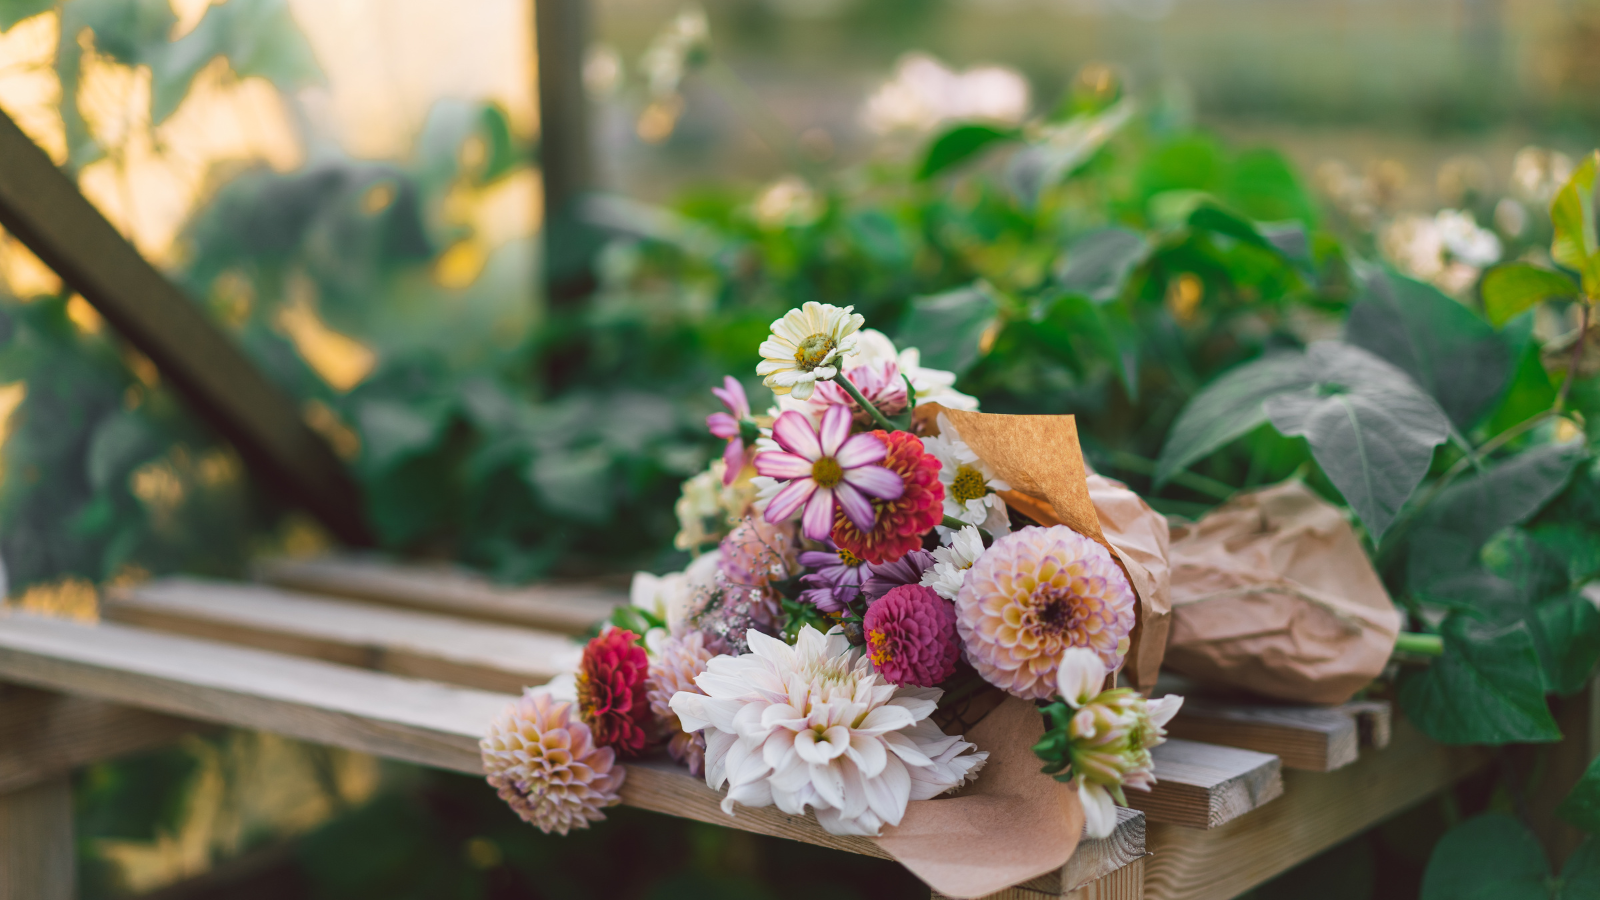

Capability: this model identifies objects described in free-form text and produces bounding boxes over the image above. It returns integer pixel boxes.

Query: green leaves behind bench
[1422,815,1598,900]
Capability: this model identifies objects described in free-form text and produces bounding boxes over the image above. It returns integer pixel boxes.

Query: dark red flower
[863,584,960,687]
[576,628,651,756]
[831,430,943,564]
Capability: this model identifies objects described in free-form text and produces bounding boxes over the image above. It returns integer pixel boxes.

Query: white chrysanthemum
[921,525,986,600]
[849,330,978,412]
[669,625,987,837]
[925,413,1010,536]
[756,302,865,400]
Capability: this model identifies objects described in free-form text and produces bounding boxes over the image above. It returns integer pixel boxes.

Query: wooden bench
[0,557,1488,900]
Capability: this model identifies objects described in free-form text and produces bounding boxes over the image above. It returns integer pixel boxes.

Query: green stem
[832,372,900,432]
[942,515,971,531]
[1393,632,1444,657]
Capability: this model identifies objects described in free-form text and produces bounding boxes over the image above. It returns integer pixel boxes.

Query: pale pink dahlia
[647,631,724,775]
[480,692,625,835]
[955,525,1137,700]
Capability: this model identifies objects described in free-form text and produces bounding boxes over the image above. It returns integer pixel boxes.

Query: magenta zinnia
[755,404,904,541]
[955,525,1137,700]
[863,584,960,687]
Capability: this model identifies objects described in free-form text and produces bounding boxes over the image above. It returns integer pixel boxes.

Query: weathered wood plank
[105,578,580,694]
[0,775,74,900]
[0,685,198,793]
[253,556,623,635]
[0,110,369,546]
[1144,716,1488,900]
[1066,857,1143,900]
[1127,739,1282,829]
[1164,697,1363,772]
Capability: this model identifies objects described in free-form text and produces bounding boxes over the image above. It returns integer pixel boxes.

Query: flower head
[647,630,726,776]
[921,525,986,601]
[832,430,943,564]
[850,330,978,412]
[630,570,688,648]
[756,302,865,400]
[808,360,910,426]
[798,542,868,613]
[669,625,987,836]
[755,405,904,541]
[925,413,1011,536]
[718,515,798,589]
[707,377,756,485]
[862,548,936,601]
[674,458,757,551]
[863,584,961,687]
[481,692,624,835]
[955,525,1137,700]
[576,628,652,756]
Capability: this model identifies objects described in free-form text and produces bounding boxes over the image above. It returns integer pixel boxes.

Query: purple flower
[754,405,904,541]
[706,376,753,485]
[862,549,936,601]
[797,542,868,613]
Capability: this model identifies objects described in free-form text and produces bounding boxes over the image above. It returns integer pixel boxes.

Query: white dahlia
[669,625,987,837]
[756,302,865,400]
[925,413,1011,536]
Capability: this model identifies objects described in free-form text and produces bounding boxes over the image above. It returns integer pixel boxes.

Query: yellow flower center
[812,456,844,488]
[867,628,894,666]
[794,333,836,371]
[837,547,864,567]
[950,464,989,503]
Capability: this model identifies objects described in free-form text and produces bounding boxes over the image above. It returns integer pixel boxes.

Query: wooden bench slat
[1125,739,1282,829]
[106,579,580,695]
[1164,698,1376,773]
[253,557,624,635]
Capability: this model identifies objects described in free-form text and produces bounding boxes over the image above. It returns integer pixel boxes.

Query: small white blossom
[756,302,865,401]
[921,525,985,600]
[924,413,1010,536]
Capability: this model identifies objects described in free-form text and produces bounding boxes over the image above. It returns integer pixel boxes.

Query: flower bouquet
[480,302,1182,896]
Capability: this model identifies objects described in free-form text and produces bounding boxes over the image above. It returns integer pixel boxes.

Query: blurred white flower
[1380,209,1499,295]
[1494,198,1528,239]
[1510,147,1574,205]
[673,458,755,551]
[1436,209,1502,268]
[630,570,689,647]
[753,175,822,229]
[584,44,623,99]
[862,53,1029,135]
[640,7,711,98]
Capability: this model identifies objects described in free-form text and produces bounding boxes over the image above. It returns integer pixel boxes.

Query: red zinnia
[831,430,943,564]
[575,628,651,756]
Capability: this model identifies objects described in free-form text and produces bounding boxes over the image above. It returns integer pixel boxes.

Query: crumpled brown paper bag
[1163,480,1402,704]
[876,695,1083,899]
[915,405,1173,692]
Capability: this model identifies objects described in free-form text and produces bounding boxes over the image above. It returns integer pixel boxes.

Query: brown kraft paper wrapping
[875,695,1084,899]
[915,404,1173,693]
[1163,480,1402,704]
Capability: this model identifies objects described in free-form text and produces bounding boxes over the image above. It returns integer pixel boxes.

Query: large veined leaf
[1420,815,1551,900]
[1346,271,1512,430]
[1533,594,1600,694]
[894,282,999,376]
[0,0,50,30]
[1550,151,1600,298]
[1482,263,1580,327]
[918,123,1019,181]
[1154,351,1316,483]
[1560,756,1600,835]
[1054,227,1149,303]
[151,0,323,123]
[1400,616,1561,745]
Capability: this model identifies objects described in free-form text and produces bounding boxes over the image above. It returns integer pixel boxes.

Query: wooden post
[0,776,74,900]
[0,110,372,547]
[534,0,600,305]
[1526,679,1598,869]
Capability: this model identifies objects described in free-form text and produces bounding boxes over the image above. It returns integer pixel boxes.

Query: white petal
[1057,647,1107,708]
[1078,779,1119,839]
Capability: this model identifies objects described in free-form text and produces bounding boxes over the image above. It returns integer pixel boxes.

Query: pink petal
[834,432,888,468]
[726,376,750,418]
[766,478,817,523]
[818,404,852,456]
[834,482,877,533]
[772,410,822,460]
[754,451,815,480]
[801,487,837,541]
[842,463,904,500]
[707,412,739,439]
[721,440,746,484]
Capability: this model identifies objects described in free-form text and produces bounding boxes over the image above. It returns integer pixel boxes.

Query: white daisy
[848,330,979,412]
[756,302,865,400]
[669,625,987,837]
[924,413,1011,536]
[920,525,986,600]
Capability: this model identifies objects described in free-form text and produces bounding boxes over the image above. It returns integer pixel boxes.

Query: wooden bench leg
[0,775,75,900]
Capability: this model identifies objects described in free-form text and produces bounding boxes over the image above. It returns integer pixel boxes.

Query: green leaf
[1558,755,1600,835]
[1550,151,1600,298]
[150,0,323,123]
[1154,351,1315,485]
[894,282,999,376]
[527,446,612,523]
[1401,616,1562,745]
[1420,815,1551,900]
[1560,839,1600,899]
[354,399,453,476]
[1346,270,1512,430]
[0,0,51,30]
[917,123,1018,181]
[1224,148,1317,225]
[1006,101,1133,206]
[1188,204,1310,263]
[1055,228,1149,304]
[1482,264,1580,327]
[1532,594,1600,694]
[1485,317,1560,436]
[1261,342,1451,541]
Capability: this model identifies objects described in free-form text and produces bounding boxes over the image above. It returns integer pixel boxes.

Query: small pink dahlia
[480,692,625,835]
[863,584,961,687]
[646,631,724,775]
[955,525,1137,700]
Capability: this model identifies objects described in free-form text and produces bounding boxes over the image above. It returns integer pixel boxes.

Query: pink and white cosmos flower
[706,376,752,485]
[754,404,904,541]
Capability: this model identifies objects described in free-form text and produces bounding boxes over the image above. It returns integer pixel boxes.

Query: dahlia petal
[801,487,837,541]
[833,482,877,534]
[882,731,936,767]
[703,728,737,788]
[765,477,817,523]
[862,754,911,826]
[1078,779,1119,839]
[754,451,815,480]
[856,704,917,735]
[772,410,823,459]
[846,732,888,779]
[810,760,847,809]
[818,403,852,456]
[834,432,889,468]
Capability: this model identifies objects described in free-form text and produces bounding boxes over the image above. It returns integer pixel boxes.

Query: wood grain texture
[105,578,581,694]
[1126,739,1282,829]
[1065,857,1143,900]
[1164,698,1362,772]
[0,686,198,792]
[252,556,623,635]
[0,775,74,900]
[0,110,368,545]
[1144,716,1488,900]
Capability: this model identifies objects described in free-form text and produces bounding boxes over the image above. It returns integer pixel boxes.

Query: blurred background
[0,0,1593,897]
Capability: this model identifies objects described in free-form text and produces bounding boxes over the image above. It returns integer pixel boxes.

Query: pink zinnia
[755,404,904,541]
[955,526,1137,700]
[864,584,960,687]
[808,361,909,427]
[706,376,753,485]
